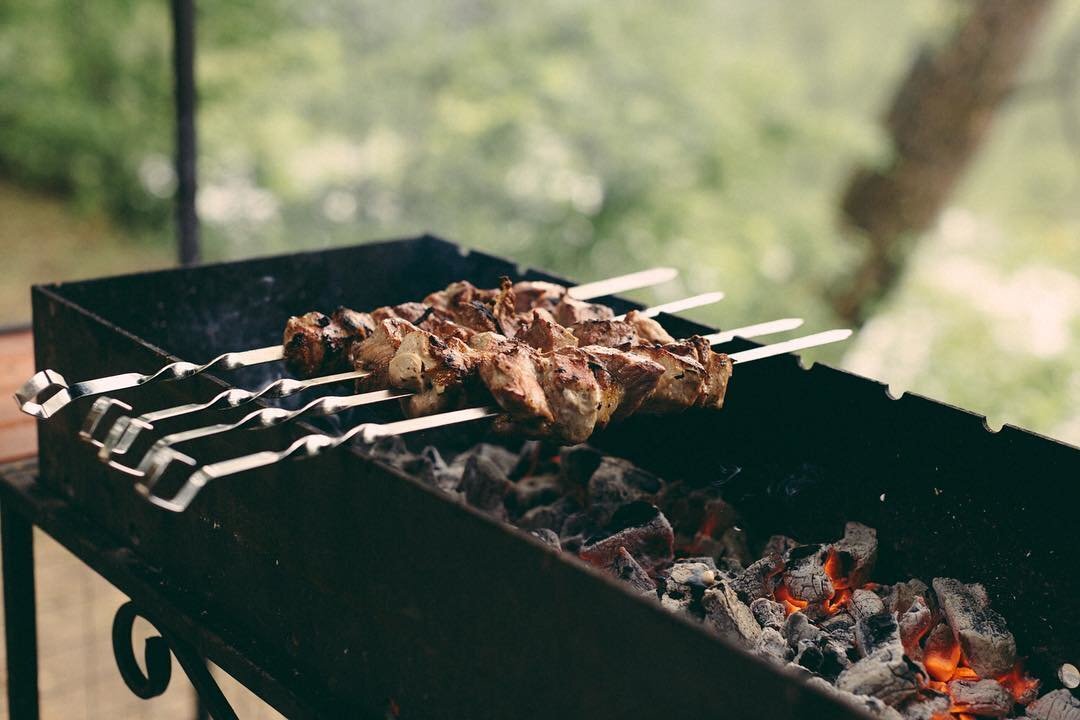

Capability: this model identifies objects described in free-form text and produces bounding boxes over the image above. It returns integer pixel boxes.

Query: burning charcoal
[1027,689,1080,720]
[898,595,933,658]
[854,613,902,658]
[517,496,580,532]
[820,612,857,646]
[805,677,905,720]
[459,453,512,518]
[559,511,599,554]
[529,528,561,550]
[754,626,790,663]
[579,503,674,575]
[851,588,886,622]
[507,473,562,515]
[668,561,719,590]
[508,440,543,479]
[557,444,604,486]
[783,612,823,649]
[782,544,834,604]
[587,457,663,526]
[366,435,417,469]
[763,534,800,557]
[678,556,719,572]
[829,522,878,588]
[469,443,520,475]
[836,645,923,706]
[608,547,657,595]
[895,692,949,720]
[657,482,737,549]
[932,578,1017,677]
[885,579,930,615]
[731,554,783,603]
[922,622,961,682]
[948,679,1014,717]
[702,581,761,646]
[717,526,752,567]
[409,446,462,492]
[751,598,786,630]
[661,590,693,617]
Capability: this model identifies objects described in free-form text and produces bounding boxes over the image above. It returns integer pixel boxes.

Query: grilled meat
[350,317,419,389]
[518,310,579,352]
[624,310,675,344]
[388,330,478,416]
[571,319,637,348]
[629,343,708,414]
[553,297,615,326]
[579,346,666,425]
[283,307,375,377]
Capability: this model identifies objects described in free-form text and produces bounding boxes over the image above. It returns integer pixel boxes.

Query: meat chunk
[389,330,478,417]
[631,344,708,413]
[283,307,375,378]
[486,347,602,444]
[571,319,637,348]
[677,336,732,409]
[350,317,418,389]
[371,301,429,324]
[478,342,553,424]
[579,346,665,426]
[518,310,579,352]
[553,297,615,326]
[624,309,675,344]
[510,280,566,313]
[423,280,499,310]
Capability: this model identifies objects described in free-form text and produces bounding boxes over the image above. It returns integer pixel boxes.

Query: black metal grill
[26,235,1080,719]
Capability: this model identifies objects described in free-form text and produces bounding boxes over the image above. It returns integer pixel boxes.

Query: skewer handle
[139,406,498,512]
[14,346,284,420]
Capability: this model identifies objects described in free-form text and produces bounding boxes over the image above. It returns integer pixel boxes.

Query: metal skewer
[15,267,678,420]
[136,325,845,512]
[86,290,728,460]
[100,293,740,472]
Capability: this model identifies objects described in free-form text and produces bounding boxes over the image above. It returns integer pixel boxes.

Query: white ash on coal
[363,439,1059,719]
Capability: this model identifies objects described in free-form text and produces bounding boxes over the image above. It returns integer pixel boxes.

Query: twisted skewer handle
[15,346,284,420]
[138,406,498,512]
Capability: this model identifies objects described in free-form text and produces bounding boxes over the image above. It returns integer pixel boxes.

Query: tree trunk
[832,0,1054,324]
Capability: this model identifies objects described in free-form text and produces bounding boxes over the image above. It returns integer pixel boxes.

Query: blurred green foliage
[0,0,1077,443]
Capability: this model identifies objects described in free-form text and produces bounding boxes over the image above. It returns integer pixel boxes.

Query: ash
[364,438,1065,720]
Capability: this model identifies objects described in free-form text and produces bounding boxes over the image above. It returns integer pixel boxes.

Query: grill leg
[2,502,39,720]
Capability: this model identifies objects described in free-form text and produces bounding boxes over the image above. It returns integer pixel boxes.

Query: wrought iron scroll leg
[1,501,40,720]
[112,600,238,720]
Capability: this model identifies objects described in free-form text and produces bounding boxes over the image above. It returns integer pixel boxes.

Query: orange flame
[924,642,962,682]
[997,662,1040,704]
[774,585,808,615]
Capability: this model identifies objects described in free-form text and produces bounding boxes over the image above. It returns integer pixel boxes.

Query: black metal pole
[2,502,40,720]
[171,0,199,266]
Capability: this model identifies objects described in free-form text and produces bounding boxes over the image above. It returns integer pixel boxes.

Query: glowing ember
[773,585,808,615]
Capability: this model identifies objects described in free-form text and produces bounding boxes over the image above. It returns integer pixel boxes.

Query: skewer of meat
[282,272,683,378]
[81,274,700,458]
[125,317,804,482]
[98,294,732,474]
[138,329,852,513]
[17,267,677,420]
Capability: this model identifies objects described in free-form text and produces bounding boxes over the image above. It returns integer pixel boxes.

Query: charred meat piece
[283,307,375,378]
[631,344,709,413]
[624,309,675,344]
[478,339,554,425]
[487,347,602,444]
[674,336,732,409]
[517,310,579,352]
[510,280,566,313]
[553,297,615,326]
[371,301,430,324]
[423,280,499,310]
[389,330,478,417]
[350,317,419,389]
[571,319,637,348]
[579,346,665,427]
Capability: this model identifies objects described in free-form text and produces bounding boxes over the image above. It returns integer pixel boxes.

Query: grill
[22,235,1080,719]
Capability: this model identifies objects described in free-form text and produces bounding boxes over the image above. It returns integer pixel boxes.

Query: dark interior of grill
[32,235,1080,719]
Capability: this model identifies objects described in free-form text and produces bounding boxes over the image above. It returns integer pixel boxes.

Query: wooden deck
[0,330,281,719]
